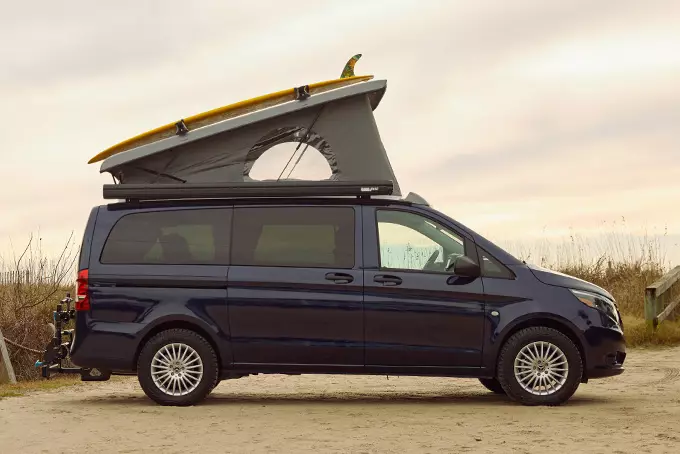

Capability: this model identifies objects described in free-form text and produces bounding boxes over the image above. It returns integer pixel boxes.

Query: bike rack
[35,294,110,381]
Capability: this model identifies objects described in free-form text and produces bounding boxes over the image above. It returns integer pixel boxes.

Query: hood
[525,263,614,300]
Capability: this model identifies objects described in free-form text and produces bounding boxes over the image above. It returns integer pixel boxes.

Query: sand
[1,347,679,454]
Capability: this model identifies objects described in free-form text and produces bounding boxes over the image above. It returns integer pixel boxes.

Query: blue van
[59,180,626,406]
[44,76,625,406]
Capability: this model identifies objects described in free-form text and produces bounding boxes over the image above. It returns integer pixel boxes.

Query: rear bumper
[70,317,140,372]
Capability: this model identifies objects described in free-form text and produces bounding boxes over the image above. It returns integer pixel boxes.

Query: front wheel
[497,327,583,406]
[137,329,219,406]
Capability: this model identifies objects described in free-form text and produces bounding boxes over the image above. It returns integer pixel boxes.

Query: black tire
[137,329,219,406]
[497,327,583,406]
[478,377,506,394]
[209,379,221,393]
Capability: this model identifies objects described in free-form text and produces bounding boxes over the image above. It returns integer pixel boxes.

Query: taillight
[76,269,90,311]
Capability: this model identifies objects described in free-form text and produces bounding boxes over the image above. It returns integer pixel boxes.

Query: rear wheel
[497,327,583,406]
[137,329,219,406]
[478,377,505,394]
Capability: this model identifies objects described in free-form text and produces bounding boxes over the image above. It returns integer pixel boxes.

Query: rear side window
[100,209,231,265]
[232,206,355,268]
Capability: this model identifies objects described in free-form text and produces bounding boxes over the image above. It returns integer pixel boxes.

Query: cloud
[1,0,680,264]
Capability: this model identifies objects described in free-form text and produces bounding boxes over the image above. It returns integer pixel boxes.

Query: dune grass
[0,233,78,381]
[503,229,679,347]
[621,315,680,347]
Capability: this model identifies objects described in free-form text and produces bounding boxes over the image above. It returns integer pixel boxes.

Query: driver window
[376,210,466,272]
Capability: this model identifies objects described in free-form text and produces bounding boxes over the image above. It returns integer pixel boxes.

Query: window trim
[230,205,357,269]
[477,246,516,280]
[99,207,232,266]
[373,207,472,275]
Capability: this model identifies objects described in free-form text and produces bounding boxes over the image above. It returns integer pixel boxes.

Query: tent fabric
[104,84,401,196]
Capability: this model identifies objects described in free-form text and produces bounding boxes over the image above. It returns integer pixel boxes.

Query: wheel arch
[133,319,223,372]
[490,315,589,382]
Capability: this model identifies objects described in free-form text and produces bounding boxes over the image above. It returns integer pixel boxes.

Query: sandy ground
[1,348,680,454]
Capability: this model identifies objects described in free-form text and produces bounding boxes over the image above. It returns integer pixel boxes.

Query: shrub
[0,233,77,380]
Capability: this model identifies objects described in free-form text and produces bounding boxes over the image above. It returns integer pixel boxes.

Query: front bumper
[583,326,626,381]
[587,350,626,378]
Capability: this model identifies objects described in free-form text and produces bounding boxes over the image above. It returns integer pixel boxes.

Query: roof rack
[102,180,394,201]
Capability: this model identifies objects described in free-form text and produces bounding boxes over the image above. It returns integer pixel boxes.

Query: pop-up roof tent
[93,69,428,203]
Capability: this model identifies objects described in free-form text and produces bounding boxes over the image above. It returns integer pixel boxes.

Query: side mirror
[448,256,481,278]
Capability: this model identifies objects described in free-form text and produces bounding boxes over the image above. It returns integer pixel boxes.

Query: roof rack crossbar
[103,180,394,201]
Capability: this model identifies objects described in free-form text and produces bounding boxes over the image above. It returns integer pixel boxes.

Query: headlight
[570,289,620,324]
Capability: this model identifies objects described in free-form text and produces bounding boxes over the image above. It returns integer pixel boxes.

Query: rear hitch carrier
[35,293,111,382]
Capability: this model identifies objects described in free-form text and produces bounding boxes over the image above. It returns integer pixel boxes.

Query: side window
[479,249,515,279]
[100,209,231,265]
[231,206,355,268]
[376,210,466,272]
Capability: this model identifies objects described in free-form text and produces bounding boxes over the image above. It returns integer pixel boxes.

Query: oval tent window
[248,142,333,181]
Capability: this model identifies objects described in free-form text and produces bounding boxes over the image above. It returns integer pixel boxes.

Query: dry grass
[0,233,78,380]
[0,375,80,400]
[1,284,73,380]
[620,315,680,346]
[509,229,679,347]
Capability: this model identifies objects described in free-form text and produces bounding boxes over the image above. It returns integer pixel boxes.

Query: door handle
[325,272,354,284]
[373,275,402,286]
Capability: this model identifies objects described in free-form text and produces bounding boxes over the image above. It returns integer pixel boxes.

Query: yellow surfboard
[88,74,374,164]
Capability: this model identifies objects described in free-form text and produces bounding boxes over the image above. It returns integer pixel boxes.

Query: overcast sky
[1,0,679,266]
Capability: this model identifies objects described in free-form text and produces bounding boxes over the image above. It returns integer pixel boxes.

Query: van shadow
[75,391,611,408]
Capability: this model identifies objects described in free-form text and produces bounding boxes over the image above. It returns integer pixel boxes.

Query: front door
[362,206,485,369]
[228,205,364,368]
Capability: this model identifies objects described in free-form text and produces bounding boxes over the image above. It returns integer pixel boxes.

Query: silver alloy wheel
[151,343,204,396]
[513,341,569,396]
